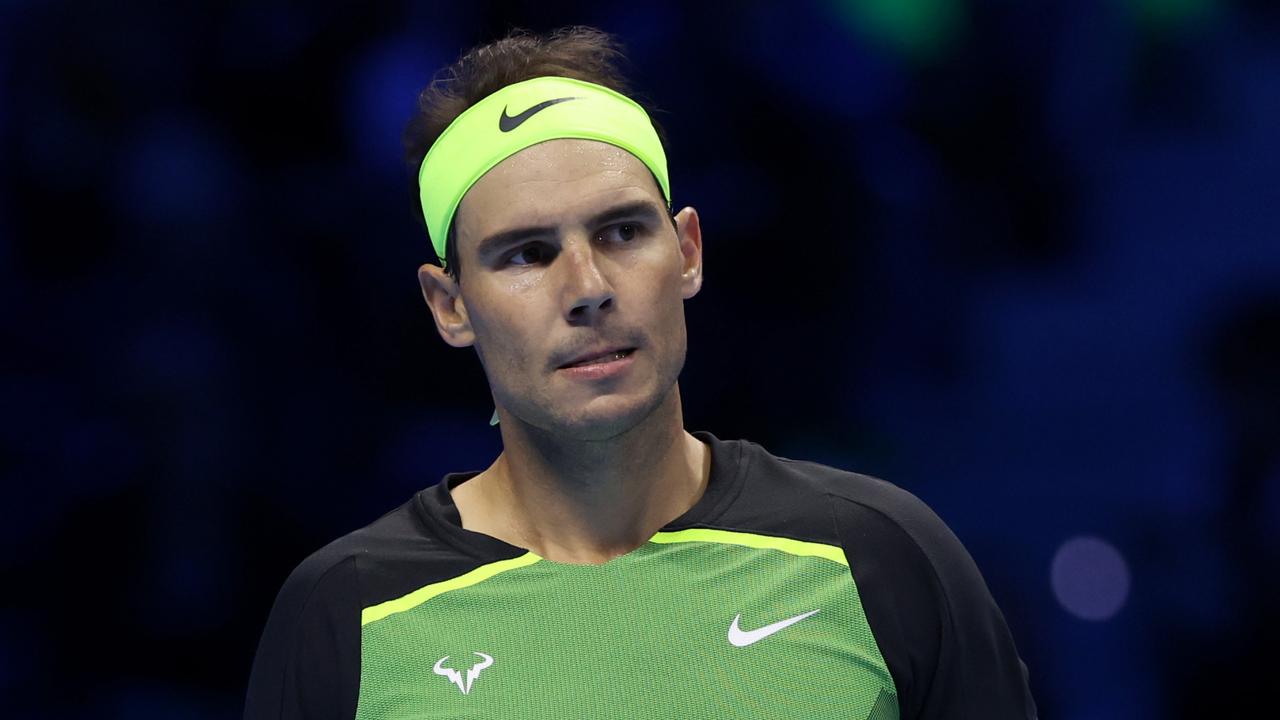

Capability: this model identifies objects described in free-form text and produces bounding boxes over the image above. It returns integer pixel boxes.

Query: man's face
[425,139,703,440]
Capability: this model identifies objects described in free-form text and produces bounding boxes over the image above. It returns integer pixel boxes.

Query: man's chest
[355,531,898,719]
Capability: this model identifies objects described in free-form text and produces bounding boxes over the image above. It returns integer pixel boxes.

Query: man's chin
[554,396,657,440]
[515,388,671,441]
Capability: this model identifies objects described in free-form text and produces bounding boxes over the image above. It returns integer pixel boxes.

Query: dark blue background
[3,1,1278,717]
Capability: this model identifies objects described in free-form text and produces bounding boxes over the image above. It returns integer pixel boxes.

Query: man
[245,26,1037,719]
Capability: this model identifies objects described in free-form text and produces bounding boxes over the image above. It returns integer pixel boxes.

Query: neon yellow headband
[418,76,671,265]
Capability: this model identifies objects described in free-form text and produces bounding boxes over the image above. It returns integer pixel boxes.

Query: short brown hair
[403,26,668,278]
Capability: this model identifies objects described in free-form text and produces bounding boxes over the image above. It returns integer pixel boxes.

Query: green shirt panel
[356,530,897,720]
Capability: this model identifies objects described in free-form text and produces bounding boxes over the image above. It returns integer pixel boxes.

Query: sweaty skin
[418,139,707,565]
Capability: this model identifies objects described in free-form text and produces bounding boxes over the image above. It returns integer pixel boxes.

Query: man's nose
[559,239,614,323]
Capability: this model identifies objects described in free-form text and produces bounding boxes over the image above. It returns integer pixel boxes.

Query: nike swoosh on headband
[498,96,579,132]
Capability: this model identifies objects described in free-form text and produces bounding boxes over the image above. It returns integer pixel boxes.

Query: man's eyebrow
[475,200,667,260]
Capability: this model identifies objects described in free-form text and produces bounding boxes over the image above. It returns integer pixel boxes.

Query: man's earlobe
[417,264,475,348]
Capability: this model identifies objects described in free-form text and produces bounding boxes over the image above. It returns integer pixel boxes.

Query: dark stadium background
[3,1,1278,717]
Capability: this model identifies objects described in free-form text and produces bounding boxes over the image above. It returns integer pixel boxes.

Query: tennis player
[245,26,1037,719]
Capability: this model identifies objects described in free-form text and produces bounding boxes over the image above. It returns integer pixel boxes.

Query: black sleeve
[244,551,362,720]
[832,488,1038,720]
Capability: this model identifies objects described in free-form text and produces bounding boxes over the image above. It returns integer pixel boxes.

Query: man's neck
[451,385,711,565]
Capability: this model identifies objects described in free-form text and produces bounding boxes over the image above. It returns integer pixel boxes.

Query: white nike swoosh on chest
[727,609,821,647]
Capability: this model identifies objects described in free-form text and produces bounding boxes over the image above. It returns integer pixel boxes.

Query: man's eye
[507,245,547,266]
[602,223,639,243]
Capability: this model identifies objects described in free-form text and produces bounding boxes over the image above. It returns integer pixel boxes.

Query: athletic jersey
[244,431,1037,719]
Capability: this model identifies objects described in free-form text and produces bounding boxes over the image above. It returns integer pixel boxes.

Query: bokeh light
[1051,535,1132,621]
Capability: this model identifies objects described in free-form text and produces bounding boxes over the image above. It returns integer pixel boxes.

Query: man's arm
[833,486,1038,719]
[244,552,362,720]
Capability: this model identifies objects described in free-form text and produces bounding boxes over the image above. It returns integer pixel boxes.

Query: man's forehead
[455,139,663,239]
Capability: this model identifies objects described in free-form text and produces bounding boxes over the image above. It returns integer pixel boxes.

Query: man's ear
[418,264,475,348]
[674,206,703,299]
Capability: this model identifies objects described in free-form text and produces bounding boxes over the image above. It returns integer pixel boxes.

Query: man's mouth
[559,348,636,369]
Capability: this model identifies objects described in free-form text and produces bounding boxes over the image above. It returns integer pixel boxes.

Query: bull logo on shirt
[433,652,493,695]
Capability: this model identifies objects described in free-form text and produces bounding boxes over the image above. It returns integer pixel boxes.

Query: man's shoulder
[728,436,995,607]
[707,434,978,591]
[244,499,431,720]
[269,497,415,600]
[271,492,475,614]
[719,439,1036,718]
[723,435,944,542]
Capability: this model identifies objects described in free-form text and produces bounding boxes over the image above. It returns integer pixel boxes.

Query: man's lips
[557,346,636,369]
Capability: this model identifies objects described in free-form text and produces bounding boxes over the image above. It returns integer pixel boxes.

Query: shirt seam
[827,491,958,712]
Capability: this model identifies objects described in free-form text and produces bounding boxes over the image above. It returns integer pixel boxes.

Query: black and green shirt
[245,432,1037,719]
